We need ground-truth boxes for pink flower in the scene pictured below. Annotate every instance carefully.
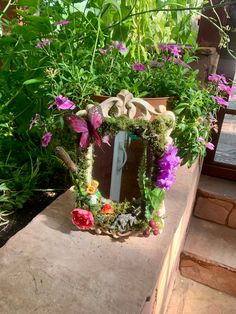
[198,137,215,151]
[197,137,205,143]
[158,44,181,57]
[116,42,128,54]
[99,49,108,54]
[71,208,94,230]
[206,142,215,150]
[111,41,128,54]
[42,132,52,147]
[208,74,228,84]
[132,63,145,71]
[29,113,40,130]
[35,39,52,49]
[54,20,70,26]
[212,96,228,107]
[218,83,235,96]
[169,45,181,57]
[50,95,76,110]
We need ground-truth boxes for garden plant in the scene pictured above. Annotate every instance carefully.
[0,0,234,231]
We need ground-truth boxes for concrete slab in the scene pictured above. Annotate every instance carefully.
[166,273,236,314]
[198,175,236,202]
[184,217,236,268]
[0,162,201,314]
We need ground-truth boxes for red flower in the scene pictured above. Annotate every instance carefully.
[71,208,94,230]
[101,204,114,214]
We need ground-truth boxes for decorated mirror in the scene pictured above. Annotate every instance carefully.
[56,90,179,238]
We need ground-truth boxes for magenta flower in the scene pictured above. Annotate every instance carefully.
[49,95,76,110]
[35,39,52,49]
[198,137,215,151]
[54,20,70,26]
[155,144,180,190]
[212,96,228,107]
[99,49,108,55]
[29,113,40,130]
[42,132,52,147]
[218,83,235,96]
[169,45,181,57]
[111,41,128,54]
[208,74,228,84]
[206,142,215,150]
[158,44,181,57]
[116,42,128,54]
[132,63,145,71]
[197,137,205,143]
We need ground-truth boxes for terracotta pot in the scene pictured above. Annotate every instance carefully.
[92,95,174,113]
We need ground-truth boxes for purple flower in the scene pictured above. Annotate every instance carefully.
[208,74,228,84]
[155,144,180,190]
[212,96,228,107]
[111,41,128,54]
[49,95,76,110]
[169,45,181,57]
[156,171,176,190]
[198,137,215,151]
[132,63,145,71]
[54,20,70,26]
[197,137,205,143]
[206,142,215,150]
[116,42,128,54]
[209,112,217,124]
[99,49,108,55]
[35,39,52,49]
[158,44,181,57]
[42,132,52,147]
[29,113,40,130]
[217,83,235,96]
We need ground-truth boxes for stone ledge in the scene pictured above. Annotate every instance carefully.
[180,217,236,297]
[198,175,236,203]
[0,162,201,314]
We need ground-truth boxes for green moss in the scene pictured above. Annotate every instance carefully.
[72,114,174,233]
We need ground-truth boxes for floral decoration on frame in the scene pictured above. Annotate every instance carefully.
[56,90,180,239]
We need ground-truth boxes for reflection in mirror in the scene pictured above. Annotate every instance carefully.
[93,132,144,202]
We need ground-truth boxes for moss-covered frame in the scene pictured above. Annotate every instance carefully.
[57,90,176,238]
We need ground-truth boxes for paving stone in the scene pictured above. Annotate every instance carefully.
[198,175,236,203]
[166,273,236,314]
[228,208,236,229]
[194,196,232,224]
[180,217,236,297]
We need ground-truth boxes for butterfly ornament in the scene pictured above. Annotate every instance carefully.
[65,112,109,149]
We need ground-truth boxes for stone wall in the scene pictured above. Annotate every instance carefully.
[194,190,236,229]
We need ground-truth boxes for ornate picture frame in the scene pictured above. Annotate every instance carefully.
[56,90,179,238]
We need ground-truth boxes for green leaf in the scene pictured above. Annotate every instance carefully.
[146,187,165,210]
[18,0,39,7]
[23,78,44,86]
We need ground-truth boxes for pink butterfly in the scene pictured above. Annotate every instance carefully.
[65,112,103,149]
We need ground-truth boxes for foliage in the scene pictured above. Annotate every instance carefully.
[92,44,198,97]
[0,0,233,221]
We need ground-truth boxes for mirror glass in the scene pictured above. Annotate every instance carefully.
[93,132,144,202]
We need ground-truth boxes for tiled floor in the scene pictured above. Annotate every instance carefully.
[166,273,236,314]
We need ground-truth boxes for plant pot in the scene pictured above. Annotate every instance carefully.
[92,95,174,113]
